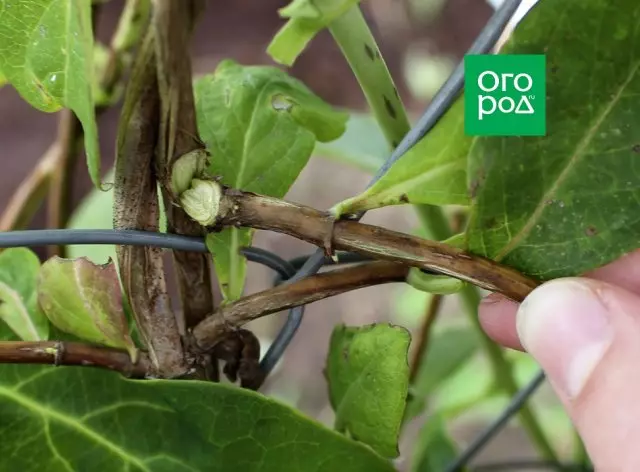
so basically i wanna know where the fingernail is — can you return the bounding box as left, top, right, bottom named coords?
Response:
left=516, top=279, right=613, bottom=399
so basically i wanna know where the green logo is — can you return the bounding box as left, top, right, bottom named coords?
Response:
left=464, top=54, right=546, bottom=136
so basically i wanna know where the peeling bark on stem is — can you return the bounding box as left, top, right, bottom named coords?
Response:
left=114, top=31, right=187, bottom=378
left=188, top=188, right=538, bottom=351
left=152, top=0, right=214, bottom=334
left=210, top=189, right=538, bottom=299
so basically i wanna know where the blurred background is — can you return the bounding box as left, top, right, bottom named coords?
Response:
left=0, top=0, right=573, bottom=470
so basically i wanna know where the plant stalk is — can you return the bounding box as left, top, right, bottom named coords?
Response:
left=0, top=341, right=152, bottom=377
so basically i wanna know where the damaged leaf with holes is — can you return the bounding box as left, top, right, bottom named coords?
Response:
left=0, top=0, right=102, bottom=188
left=466, top=0, right=640, bottom=280
left=194, top=59, right=347, bottom=300
left=38, top=257, right=137, bottom=360
left=326, top=323, right=410, bottom=458
left=0, top=249, right=48, bottom=341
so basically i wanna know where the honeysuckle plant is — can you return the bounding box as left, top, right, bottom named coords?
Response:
left=0, top=0, right=635, bottom=470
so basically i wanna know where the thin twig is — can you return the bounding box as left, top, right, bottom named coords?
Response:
left=0, top=143, right=60, bottom=232
left=192, top=261, right=408, bottom=350
left=409, top=294, right=444, bottom=383
left=0, top=341, right=152, bottom=378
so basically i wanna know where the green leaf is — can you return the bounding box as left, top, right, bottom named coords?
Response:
left=0, top=0, right=102, bottom=188
left=410, top=414, right=462, bottom=472
left=467, top=0, right=640, bottom=279
left=0, top=68, right=6, bottom=88
left=405, top=327, right=480, bottom=419
left=38, top=257, right=137, bottom=359
left=332, top=99, right=470, bottom=217
left=326, top=323, right=410, bottom=458
left=314, top=113, right=389, bottom=173
left=267, top=0, right=360, bottom=66
left=0, top=249, right=48, bottom=341
left=0, top=365, right=395, bottom=472
left=194, top=59, right=347, bottom=300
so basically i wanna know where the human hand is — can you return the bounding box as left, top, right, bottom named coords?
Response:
left=479, top=250, right=640, bottom=470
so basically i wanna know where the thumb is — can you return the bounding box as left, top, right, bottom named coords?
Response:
left=517, top=278, right=640, bottom=470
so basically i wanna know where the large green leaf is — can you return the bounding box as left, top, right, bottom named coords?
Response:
left=332, top=99, right=470, bottom=217
left=0, top=0, right=102, bottom=188
left=326, top=323, right=410, bottom=458
left=38, top=257, right=137, bottom=359
left=410, top=414, right=462, bottom=472
left=0, top=249, right=48, bottom=341
left=0, top=365, right=394, bottom=472
left=405, top=327, right=480, bottom=420
left=194, top=59, right=347, bottom=300
left=467, top=0, right=640, bottom=279
left=267, top=0, right=360, bottom=66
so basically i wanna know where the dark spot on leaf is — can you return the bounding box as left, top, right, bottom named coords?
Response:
left=469, top=168, right=486, bottom=198
left=585, top=226, right=598, bottom=237
left=364, top=44, right=375, bottom=61
left=399, top=194, right=409, bottom=203
left=342, top=347, right=349, bottom=360
left=632, top=144, right=640, bottom=153
left=383, top=95, right=397, bottom=119
left=550, top=65, right=558, bottom=74
left=485, top=216, right=498, bottom=229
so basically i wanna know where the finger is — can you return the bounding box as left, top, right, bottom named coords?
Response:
left=516, top=278, right=640, bottom=470
left=479, top=249, right=640, bottom=350
left=478, top=293, right=522, bottom=350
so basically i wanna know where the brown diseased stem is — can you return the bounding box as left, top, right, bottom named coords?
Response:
left=152, top=0, right=213, bottom=333
left=192, top=261, right=408, bottom=351
left=215, top=190, right=538, bottom=299
left=0, top=341, right=152, bottom=378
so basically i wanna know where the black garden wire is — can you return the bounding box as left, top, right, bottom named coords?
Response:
left=445, top=370, right=549, bottom=472
left=240, top=247, right=304, bottom=375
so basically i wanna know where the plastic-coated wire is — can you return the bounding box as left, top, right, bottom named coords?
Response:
left=0, top=229, right=207, bottom=252
left=445, top=370, right=548, bottom=472
left=471, top=461, right=591, bottom=472
left=269, top=0, right=527, bottom=402
left=240, top=247, right=304, bottom=376
left=286, top=251, right=371, bottom=271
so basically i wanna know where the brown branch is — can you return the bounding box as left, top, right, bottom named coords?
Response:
left=152, top=0, right=214, bottom=334
left=214, top=190, right=539, bottom=300
left=192, top=261, right=408, bottom=350
left=409, top=294, right=444, bottom=383
left=0, top=341, right=152, bottom=378
left=114, top=30, right=188, bottom=378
